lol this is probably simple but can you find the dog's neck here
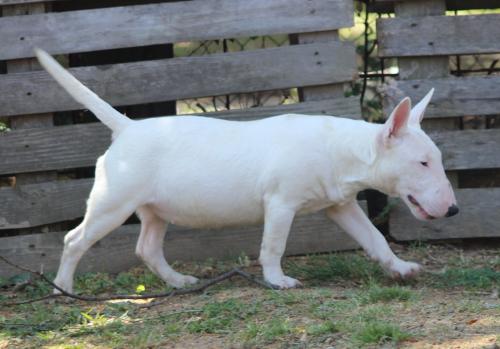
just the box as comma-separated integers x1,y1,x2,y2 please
326,119,394,199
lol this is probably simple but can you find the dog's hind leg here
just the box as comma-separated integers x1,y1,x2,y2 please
135,206,198,288
53,197,138,294
259,201,301,289
326,201,421,278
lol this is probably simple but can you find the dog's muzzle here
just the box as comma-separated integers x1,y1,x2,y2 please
407,195,435,219
445,204,459,217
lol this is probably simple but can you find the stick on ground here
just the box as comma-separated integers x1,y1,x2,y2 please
0,255,278,306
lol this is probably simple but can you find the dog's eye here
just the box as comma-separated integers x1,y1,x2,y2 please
420,161,428,167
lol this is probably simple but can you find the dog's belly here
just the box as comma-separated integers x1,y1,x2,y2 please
148,198,264,229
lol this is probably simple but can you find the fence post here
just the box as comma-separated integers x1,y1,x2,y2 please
394,0,459,188
3,3,59,237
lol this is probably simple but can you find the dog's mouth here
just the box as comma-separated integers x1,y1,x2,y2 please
407,195,435,220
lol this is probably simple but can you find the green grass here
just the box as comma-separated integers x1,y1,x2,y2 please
187,298,259,334
242,317,293,344
354,321,412,344
306,320,338,336
286,253,385,285
430,267,500,289
2,246,499,348
361,284,414,303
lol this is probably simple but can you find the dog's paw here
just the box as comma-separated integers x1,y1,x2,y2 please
266,275,303,289
52,282,72,295
387,260,422,279
170,275,199,289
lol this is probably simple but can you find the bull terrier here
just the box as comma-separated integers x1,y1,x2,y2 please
35,49,458,292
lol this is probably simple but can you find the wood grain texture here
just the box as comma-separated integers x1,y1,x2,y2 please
392,0,459,189
384,76,500,118
3,3,58,191
0,206,363,277
0,0,353,60
0,97,360,175
0,42,356,117
390,188,500,241
373,0,500,10
0,179,92,229
431,129,500,171
297,31,348,101
377,14,500,57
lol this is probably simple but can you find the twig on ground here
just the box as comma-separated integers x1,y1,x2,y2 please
0,255,278,306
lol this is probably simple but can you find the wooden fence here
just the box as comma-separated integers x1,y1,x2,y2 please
0,0,362,277
375,0,500,241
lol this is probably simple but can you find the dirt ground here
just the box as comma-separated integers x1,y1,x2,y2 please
1,241,499,348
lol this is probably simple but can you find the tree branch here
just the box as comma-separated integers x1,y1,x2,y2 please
0,255,278,306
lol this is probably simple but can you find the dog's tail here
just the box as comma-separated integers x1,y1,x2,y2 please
35,48,132,134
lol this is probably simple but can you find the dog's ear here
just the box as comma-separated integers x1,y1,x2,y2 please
410,88,434,126
382,97,411,145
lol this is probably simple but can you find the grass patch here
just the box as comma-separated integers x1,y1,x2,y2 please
431,268,500,289
1,303,82,337
187,298,258,334
286,253,385,284
355,321,412,344
266,290,306,307
2,245,499,348
76,268,168,295
361,284,413,303
243,317,293,344
306,320,338,336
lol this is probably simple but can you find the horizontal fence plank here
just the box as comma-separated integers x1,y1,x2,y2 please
0,0,353,60
0,42,356,117
373,0,500,10
377,14,500,57
432,129,500,171
0,97,361,176
0,206,362,277
384,76,500,118
0,0,62,4
202,96,362,121
390,188,500,241
0,179,92,229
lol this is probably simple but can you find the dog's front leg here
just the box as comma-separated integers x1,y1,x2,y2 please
326,201,421,278
259,203,302,289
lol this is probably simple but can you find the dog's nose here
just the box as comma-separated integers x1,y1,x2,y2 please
445,204,459,217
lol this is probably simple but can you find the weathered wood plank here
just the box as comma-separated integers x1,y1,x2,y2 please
0,179,92,229
0,42,356,117
0,0,62,4
0,0,353,60
392,0,459,189
377,14,500,57
0,206,362,277
390,188,500,241
297,31,348,101
431,129,500,171
3,2,59,244
373,0,500,10
0,97,361,175
384,76,500,118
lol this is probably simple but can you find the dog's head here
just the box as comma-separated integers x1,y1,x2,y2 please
374,89,458,220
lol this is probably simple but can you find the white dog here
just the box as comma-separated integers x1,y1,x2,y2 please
35,49,458,292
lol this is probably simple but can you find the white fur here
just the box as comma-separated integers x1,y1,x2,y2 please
35,49,457,292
